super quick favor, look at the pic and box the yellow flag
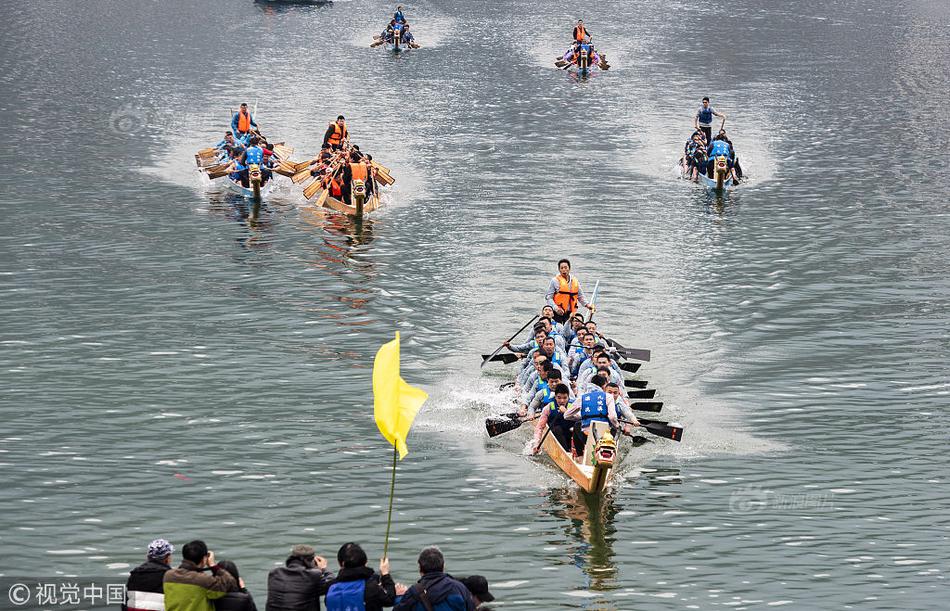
[373,332,428,459]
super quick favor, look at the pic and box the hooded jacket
[125,558,172,611]
[327,566,396,611]
[163,560,236,611]
[393,572,475,611]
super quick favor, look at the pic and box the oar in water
[606,338,651,362]
[480,315,539,369]
[485,412,538,438]
[619,362,640,374]
[624,379,649,389]
[480,353,521,365]
[630,401,663,413]
[627,389,657,399]
[620,417,683,442]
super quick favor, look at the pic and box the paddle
[586,280,600,323]
[480,353,521,365]
[629,401,663,413]
[498,382,515,391]
[626,389,656,399]
[485,412,538,438]
[606,338,651,362]
[619,362,640,374]
[620,417,683,442]
[624,379,649,389]
[480,315,539,369]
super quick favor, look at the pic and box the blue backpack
[325,580,365,611]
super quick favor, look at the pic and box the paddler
[341,151,371,205]
[323,115,348,151]
[237,135,268,187]
[231,103,258,140]
[530,383,574,453]
[563,374,620,455]
[694,97,725,146]
[393,4,406,24]
[545,259,595,324]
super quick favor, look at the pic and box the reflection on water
[545,488,621,595]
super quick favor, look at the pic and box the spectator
[325,543,405,611]
[394,547,474,611]
[125,538,174,611]
[265,544,333,611]
[457,576,495,608]
[164,540,236,611]
[214,560,258,611]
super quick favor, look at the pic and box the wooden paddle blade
[272,165,295,178]
[479,353,519,365]
[303,178,324,199]
[315,188,330,207]
[486,413,524,438]
[206,168,232,180]
[624,379,649,389]
[295,160,315,172]
[619,362,641,374]
[273,144,294,158]
[370,39,386,48]
[292,169,313,184]
[375,170,395,186]
[627,389,657,399]
[630,401,663,413]
[371,160,392,174]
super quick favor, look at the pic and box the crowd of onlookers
[123,538,494,611]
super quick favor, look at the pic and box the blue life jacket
[698,107,714,125]
[325,580,366,611]
[536,383,555,407]
[580,389,610,428]
[245,146,263,165]
[709,140,731,158]
[394,10,405,23]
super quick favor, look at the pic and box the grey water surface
[1,0,948,608]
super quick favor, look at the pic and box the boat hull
[540,421,622,494]
[226,176,277,201]
[322,193,381,217]
[700,172,733,191]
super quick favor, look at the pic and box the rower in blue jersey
[524,368,573,415]
[393,5,406,24]
[237,135,266,188]
[531,383,574,453]
[564,374,620,454]
[706,136,738,183]
[694,96,725,145]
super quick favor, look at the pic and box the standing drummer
[545,259,595,324]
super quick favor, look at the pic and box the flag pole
[383,444,398,558]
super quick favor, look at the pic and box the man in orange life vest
[341,150,374,204]
[572,19,588,43]
[545,259,595,324]
[323,115,348,151]
[230,103,258,140]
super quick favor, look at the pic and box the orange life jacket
[237,110,251,133]
[574,25,586,42]
[330,177,342,197]
[350,162,367,181]
[327,122,347,146]
[553,275,580,313]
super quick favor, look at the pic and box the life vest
[350,162,368,181]
[553,275,580,313]
[697,107,714,125]
[580,389,610,428]
[245,146,263,165]
[710,139,731,158]
[538,385,556,406]
[575,25,586,42]
[237,111,251,133]
[330,177,342,197]
[325,579,366,611]
[327,122,347,146]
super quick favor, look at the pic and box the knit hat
[147,539,174,559]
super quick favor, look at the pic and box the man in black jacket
[394,547,475,611]
[124,538,174,611]
[324,543,406,611]
[265,545,334,611]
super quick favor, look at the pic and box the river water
[2,0,948,608]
